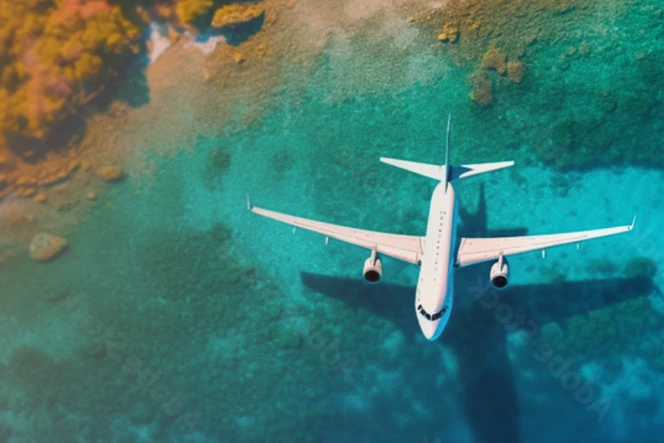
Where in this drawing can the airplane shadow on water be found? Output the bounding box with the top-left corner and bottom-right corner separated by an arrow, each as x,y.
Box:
299,184 -> 659,443
300,272 -> 658,443
458,182 -> 528,238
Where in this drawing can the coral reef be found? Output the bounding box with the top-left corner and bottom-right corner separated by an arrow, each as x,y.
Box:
201,142 -> 232,189
467,44 -> 526,108
468,69 -> 493,107
624,256 -> 658,279
437,22 -> 459,43
540,295 -> 661,361
209,146 -> 231,170
412,0 -> 664,169
506,60 -> 525,83
481,47 -> 507,75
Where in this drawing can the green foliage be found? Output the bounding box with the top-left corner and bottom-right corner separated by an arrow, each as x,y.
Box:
0,0 -> 228,154
175,0 -> 213,25
0,0 -> 145,150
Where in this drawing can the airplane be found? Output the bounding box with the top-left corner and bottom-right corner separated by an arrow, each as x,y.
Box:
247,115 -> 636,341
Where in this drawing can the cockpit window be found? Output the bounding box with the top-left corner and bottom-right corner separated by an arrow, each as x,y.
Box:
417,304 -> 447,322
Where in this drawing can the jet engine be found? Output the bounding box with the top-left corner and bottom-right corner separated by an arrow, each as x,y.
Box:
363,250 -> 382,283
490,255 -> 509,289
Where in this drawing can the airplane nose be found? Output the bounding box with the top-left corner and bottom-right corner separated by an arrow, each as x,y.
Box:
419,320 -> 440,341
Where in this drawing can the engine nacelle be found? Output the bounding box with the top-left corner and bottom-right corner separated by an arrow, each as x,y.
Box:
363,252 -> 382,283
490,255 -> 509,289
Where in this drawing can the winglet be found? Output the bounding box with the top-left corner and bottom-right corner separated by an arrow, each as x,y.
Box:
630,214 -> 637,230
246,194 -> 253,211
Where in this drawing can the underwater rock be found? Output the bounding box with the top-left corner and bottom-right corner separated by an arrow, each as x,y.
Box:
0,158 -> 81,200
37,160 -> 80,186
481,46 -> 507,75
33,193 -> 47,204
468,70 -> 493,107
211,4 -> 264,28
203,146 -> 232,189
437,23 -> 459,43
506,60 -> 525,83
624,256 -> 658,279
96,165 -> 124,182
29,233 -> 69,262
234,52 -> 246,64
15,176 -> 37,187
16,187 -> 37,198
209,147 -> 231,169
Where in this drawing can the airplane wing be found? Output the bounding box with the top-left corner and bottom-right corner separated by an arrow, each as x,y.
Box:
248,198 -> 424,264
455,216 -> 636,267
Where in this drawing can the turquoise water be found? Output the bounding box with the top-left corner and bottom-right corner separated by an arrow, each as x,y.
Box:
2,1 -> 664,442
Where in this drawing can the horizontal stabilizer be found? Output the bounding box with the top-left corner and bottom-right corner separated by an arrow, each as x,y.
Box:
381,157 -> 514,182
380,157 -> 443,180
450,161 -> 514,180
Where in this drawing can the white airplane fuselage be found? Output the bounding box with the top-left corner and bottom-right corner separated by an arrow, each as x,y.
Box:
415,181 -> 458,340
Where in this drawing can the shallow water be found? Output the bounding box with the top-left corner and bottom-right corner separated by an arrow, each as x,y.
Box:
1,0 -> 664,442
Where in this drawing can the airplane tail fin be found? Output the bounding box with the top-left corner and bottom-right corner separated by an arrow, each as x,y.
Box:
380,113 -> 514,182
442,113 -> 451,185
